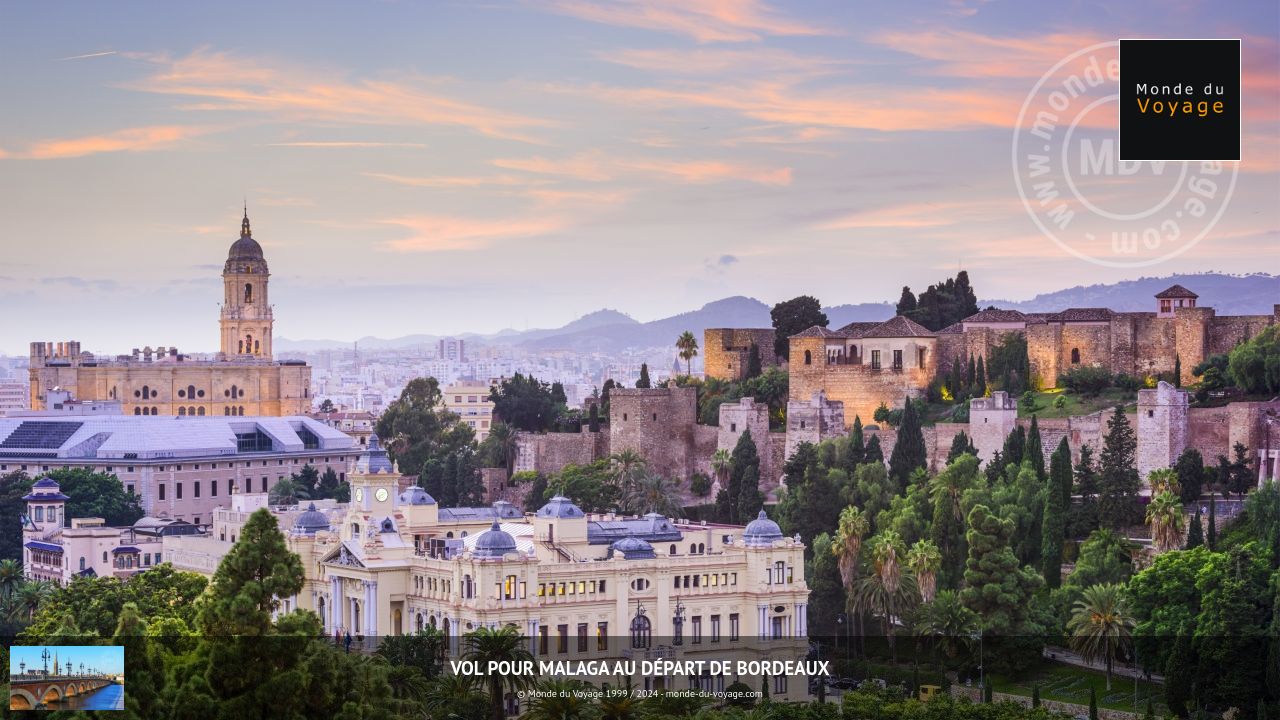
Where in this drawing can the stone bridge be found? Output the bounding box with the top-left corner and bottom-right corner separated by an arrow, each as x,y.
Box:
9,675 -> 116,710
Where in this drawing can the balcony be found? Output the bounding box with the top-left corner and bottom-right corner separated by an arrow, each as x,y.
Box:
622,645 -> 675,661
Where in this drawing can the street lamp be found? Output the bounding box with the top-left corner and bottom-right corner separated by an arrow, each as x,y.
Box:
672,597 -> 685,646
835,614 -> 845,659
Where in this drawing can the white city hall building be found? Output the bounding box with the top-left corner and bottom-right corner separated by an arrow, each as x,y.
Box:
163,435 -> 812,703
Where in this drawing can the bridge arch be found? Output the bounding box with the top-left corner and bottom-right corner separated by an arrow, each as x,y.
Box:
9,689 -> 38,710
41,684 -> 64,704
64,683 -> 79,697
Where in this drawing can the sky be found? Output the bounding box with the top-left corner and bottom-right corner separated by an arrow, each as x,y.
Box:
0,0 -> 1277,355
9,645 -> 124,676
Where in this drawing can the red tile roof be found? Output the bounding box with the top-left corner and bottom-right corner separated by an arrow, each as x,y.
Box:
862,315 -> 936,338
962,308 -> 1028,324
1155,284 -> 1199,299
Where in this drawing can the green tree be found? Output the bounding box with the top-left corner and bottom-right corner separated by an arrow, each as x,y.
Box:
865,434 -> 884,464
851,530 -> 918,654
291,463 -> 321,496
317,398 -> 336,413
947,431 -> 977,464
889,397 -> 927,491
1145,490 -> 1185,553
746,343 -> 763,379
1041,438 -> 1071,588
1068,584 -> 1133,690
898,272 -> 979,331
45,467 -> 145,527
906,539 -> 941,603
676,331 -> 699,376
588,403 -> 600,432
770,295 -> 828,359
1002,426 -> 1026,472
1097,406 -> 1140,530
269,477 -> 308,505
1206,493 -> 1217,550
487,373 -> 565,433
960,505 -> 1043,670
727,429 -> 760,524
1174,447 -> 1204,504
377,377 -> 476,475
1185,508 -> 1203,549
896,286 -> 918,315
929,454 -> 982,590
1067,529 -> 1134,588
636,363 -> 652,389
988,332 -> 1032,395
1025,415 -> 1045,479
1228,324 -> 1280,394
462,625 -> 537,720
833,506 -> 869,590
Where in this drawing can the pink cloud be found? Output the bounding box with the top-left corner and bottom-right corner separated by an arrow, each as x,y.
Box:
492,150 -> 792,185
379,214 -> 570,252
124,49 -> 552,142
362,172 -> 550,188
872,29 -> 1107,79
15,125 -> 207,159
540,0 -> 835,43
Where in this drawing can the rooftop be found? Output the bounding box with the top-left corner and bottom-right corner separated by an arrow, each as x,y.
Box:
1155,284 -> 1199,299
0,415 -> 354,460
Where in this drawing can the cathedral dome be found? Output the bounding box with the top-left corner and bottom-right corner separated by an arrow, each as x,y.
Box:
742,510 -> 783,547
226,209 -> 267,269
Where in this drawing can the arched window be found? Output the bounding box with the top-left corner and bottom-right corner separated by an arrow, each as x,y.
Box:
187,385 -> 196,400
102,551 -> 108,563
178,407 -> 186,416
463,575 -> 474,599
254,339 -> 260,354
188,406 -> 196,416
142,385 -> 151,399
79,557 -> 85,571
197,407 -> 205,416
238,340 -> 244,353
245,334 -> 254,354
670,544 -> 677,556
244,283 -> 253,303
803,350 -> 812,365
416,614 -> 423,633
1071,348 -> 1081,364
134,407 -> 142,416
698,543 -> 705,554
630,612 -> 652,649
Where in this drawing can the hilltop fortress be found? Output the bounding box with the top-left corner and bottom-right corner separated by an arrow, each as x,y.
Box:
511,284 -> 1279,499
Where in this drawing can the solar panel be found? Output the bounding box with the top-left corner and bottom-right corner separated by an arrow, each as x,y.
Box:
0,421 -> 84,449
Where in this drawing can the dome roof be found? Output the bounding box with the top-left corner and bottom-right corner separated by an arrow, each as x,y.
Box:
610,536 -> 655,560
32,477 -> 61,489
354,433 -> 395,474
292,503 -> 330,534
473,520 -> 518,559
537,496 -> 584,519
743,510 -> 783,547
398,487 -> 436,506
228,211 -> 264,260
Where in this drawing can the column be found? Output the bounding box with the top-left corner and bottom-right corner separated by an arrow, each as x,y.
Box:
1261,450 -> 1269,485
330,577 -> 341,632
364,580 -> 377,638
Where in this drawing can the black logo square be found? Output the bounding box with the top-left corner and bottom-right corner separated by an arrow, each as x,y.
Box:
1119,39 -> 1240,161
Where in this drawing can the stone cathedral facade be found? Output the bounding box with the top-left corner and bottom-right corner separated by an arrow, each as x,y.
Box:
27,210 -> 312,417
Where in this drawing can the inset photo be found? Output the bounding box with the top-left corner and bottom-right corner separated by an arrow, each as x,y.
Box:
9,645 -> 124,711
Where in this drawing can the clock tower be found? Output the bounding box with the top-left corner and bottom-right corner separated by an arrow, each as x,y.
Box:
220,206 -> 274,358
346,434 -> 400,530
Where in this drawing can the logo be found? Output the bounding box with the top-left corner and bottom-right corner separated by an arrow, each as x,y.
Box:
1012,41 -> 1238,268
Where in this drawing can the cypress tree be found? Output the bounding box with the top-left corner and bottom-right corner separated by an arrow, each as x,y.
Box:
1025,415 -> 1045,480
738,465 -> 763,521
865,434 -> 884,464
975,356 -> 987,396
947,431 -> 977,464
1088,687 -> 1098,720
1041,437 -> 1071,588
588,403 -> 600,432
1097,406 -> 1140,530
636,363 -> 651,389
1185,509 -> 1203,549
983,676 -> 993,703
746,343 -> 763,379
1207,495 -> 1217,549
985,450 -> 1005,485
951,356 -> 964,398
1174,356 -> 1182,388
1032,684 -> 1041,708
847,416 -> 866,469
967,354 -> 976,390
889,398 -> 927,491
1003,425 -> 1026,471
728,429 -> 760,523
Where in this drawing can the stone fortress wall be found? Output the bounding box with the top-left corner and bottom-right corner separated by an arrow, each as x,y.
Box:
703,328 -> 778,382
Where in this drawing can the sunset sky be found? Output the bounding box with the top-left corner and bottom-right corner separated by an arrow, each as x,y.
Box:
1,0 -> 1277,354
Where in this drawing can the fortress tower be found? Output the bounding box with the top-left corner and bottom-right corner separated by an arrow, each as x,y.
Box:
1137,380 -> 1189,489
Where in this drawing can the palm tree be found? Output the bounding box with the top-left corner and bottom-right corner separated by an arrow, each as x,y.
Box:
0,559 -> 22,600
676,331 -> 699,376
486,421 -> 519,475
8,580 -> 54,623
711,449 -> 732,493
912,590 -> 978,661
624,472 -> 684,517
1146,468 -> 1181,497
906,539 -> 942,603
1145,490 -> 1186,553
832,506 -> 869,588
424,673 -> 486,717
609,450 -> 647,493
462,625 -> 537,720
852,530 -> 919,656
1067,583 -> 1134,691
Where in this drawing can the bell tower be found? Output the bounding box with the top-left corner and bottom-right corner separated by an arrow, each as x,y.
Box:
220,205 -> 274,358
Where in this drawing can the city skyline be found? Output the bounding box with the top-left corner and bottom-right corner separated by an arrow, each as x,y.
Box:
2,0 -> 1277,355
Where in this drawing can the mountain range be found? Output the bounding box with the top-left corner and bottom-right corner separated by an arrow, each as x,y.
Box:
275,273 -> 1279,354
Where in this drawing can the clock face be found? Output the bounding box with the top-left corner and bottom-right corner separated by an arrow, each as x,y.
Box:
375,488 -> 389,502
355,488 -> 364,502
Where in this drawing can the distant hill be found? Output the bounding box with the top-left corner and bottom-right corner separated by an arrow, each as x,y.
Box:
275,273 -> 1277,353
985,273 -> 1279,315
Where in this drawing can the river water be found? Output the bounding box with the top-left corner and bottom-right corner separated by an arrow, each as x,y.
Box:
56,684 -> 124,711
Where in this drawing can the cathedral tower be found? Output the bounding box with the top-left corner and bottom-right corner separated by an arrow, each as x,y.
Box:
220,206 -> 274,358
